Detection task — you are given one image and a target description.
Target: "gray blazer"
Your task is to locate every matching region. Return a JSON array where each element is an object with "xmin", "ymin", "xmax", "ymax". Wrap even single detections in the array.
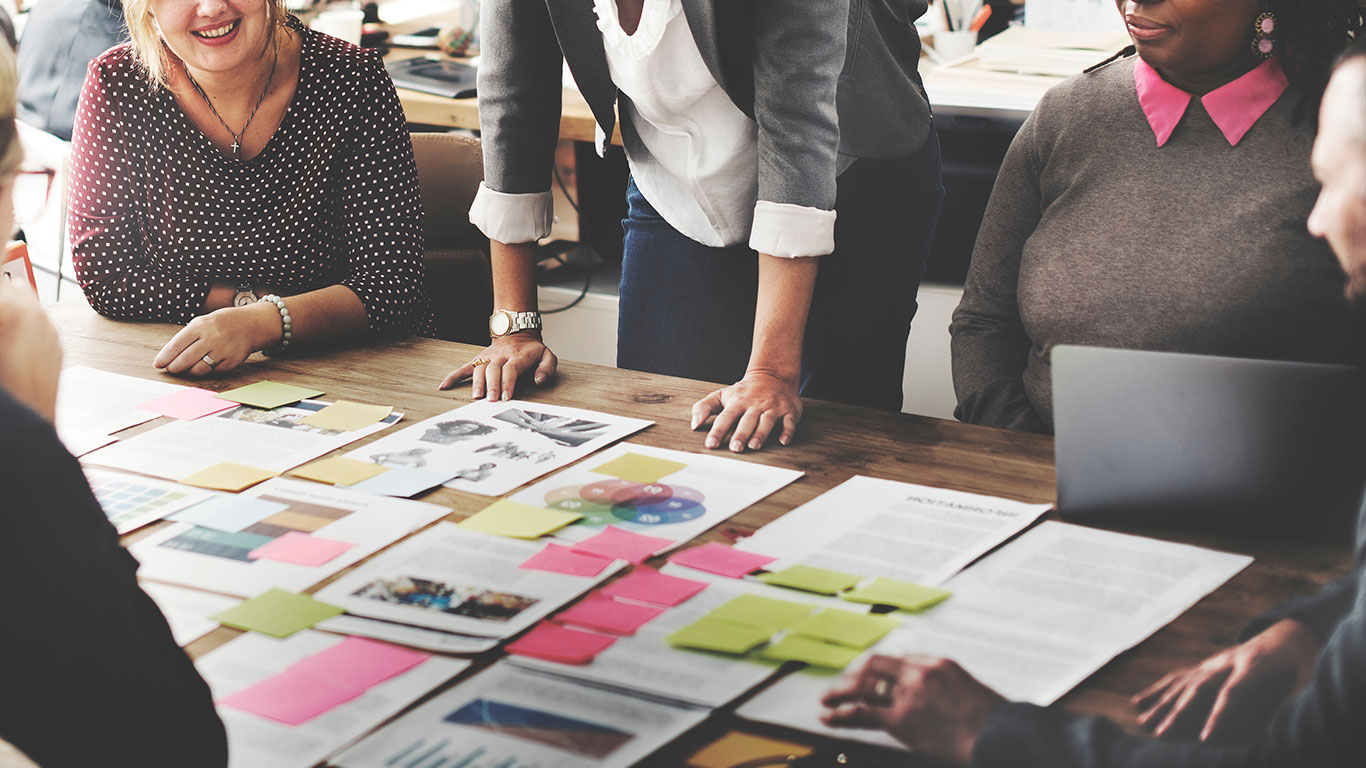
[{"xmin": 478, "ymin": 0, "xmax": 933, "ymax": 212}]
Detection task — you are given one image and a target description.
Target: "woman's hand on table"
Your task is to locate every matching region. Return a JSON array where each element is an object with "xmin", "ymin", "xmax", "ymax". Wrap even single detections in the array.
[
  {"xmin": 154, "ymin": 303, "xmax": 283, "ymax": 377},
  {"xmin": 691, "ymin": 368, "xmax": 802, "ymax": 452},
  {"xmin": 1133, "ymin": 618, "xmax": 1318, "ymax": 741},
  {"xmin": 0, "ymin": 278, "xmax": 63, "ymax": 422},
  {"xmin": 821, "ymin": 654, "xmax": 1004, "ymax": 766},
  {"xmin": 439, "ymin": 332, "xmax": 557, "ymax": 401}
]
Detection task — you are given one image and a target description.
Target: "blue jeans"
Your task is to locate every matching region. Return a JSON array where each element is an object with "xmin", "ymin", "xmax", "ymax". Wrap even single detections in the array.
[{"xmin": 617, "ymin": 132, "xmax": 944, "ymax": 411}]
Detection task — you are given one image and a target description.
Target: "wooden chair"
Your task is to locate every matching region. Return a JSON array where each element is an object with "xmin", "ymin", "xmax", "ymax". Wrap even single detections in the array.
[{"xmin": 410, "ymin": 132, "xmax": 492, "ymax": 344}]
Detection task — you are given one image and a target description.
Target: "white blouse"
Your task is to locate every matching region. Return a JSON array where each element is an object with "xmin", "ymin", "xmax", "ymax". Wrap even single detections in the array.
[{"xmin": 468, "ymin": 0, "xmax": 837, "ymax": 258}]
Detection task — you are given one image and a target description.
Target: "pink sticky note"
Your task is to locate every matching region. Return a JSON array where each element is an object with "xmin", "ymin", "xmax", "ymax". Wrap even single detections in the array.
[
  {"xmin": 599, "ymin": 566, "xmax": 709, "ymax": 606},
  {"xmin": 554, "ymin": 594, "xmax": 667, "ymax": 635},
  {"xmin": 668, "ymin": 541, "xmax": 777, "ymax": 578},
  {"xmin": 519, "ymin": 542, "xmax": 614, "ymax": 577},
  {"xmin": 291, "ymin": 637, "xmax": 429, "ymax": 690},
  {"xmin": 218, "ymin": 668, "xmax": 362, "ymax": 725},
  {"xmin": 505, "ymin": 622, "xmax": 616, "ymax": 665},
  {"xmin": 571, "ymin": 526, "xmax": 674, "ymax": 564},
  {"xmin": 137, "ymin": 387, "xmax": 237, "ymax": 420},
  {"xmin": 247, "ymin": 531, "xmax": 355, "ymax": 567}
]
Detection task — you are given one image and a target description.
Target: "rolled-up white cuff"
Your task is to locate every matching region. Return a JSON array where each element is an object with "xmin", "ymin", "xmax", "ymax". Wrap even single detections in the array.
[
  {"xmin": 749, "ymin": 200, "xmax": 837, "ymax": 258},
  {"xmin": 468, "ymin": 183, "xmax": 554, "ymax": 244}
]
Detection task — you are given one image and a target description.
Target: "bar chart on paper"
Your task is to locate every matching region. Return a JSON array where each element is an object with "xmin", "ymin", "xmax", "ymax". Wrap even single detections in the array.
[{"xmin": 380, "ymin": 738, "xmax": 534, "ymax": 768}]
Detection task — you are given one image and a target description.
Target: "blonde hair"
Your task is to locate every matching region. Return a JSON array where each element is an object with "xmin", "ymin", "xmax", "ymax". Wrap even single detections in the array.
[
  {"xmin": 0, "ymin": 42, "xmax": 21, "ymax": 180},
  {"xmin": 122, "ymin": 0, "xmax": 289, "ymax": 88}
]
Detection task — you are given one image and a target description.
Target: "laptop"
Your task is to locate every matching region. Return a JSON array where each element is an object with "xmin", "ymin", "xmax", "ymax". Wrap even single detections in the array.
[{"xmin": 1051, "ymin": 345, "xmax": 1365, "ymax": 532}]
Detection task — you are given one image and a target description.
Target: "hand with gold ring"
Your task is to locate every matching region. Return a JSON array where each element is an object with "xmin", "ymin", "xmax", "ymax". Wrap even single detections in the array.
[
  {"xmin": 438, "ymin": 335, "xmax": 557, "ymax": 401},
  {"xmin": 820, "ymin": 653, "xmax": 1004, "ymax": 765},
  {"xmin": 154, "ymin": 303, "xmax": 283, "ymax": 377}
]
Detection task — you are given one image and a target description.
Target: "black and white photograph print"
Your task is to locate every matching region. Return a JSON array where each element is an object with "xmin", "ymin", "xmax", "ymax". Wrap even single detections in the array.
[
  {"xmin": 420, "ymin": 419, "xmax": 497, "ymax": 445},
  {"xmin": 369, "ymin": 447, "xmax": 432, "ymax": 469},
  {"xmin": 493, "ymin": 408, "xmax": 610, "ymax": 447}
]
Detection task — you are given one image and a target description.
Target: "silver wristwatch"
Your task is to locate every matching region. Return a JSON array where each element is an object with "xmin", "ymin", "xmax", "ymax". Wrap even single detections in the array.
[
  {"xmin": 489, "ymin": 309, "xmax": 542, "ymax": 338},
  {"xmin": 232, "ymin": 283, "xmax": 259, "ymax": 308}
]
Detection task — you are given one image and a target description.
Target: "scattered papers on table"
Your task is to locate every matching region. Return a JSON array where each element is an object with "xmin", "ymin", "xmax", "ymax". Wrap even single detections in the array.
[
  {"xmin": 505, "ymin": 622, "xmax": 617, "ymax": 664},
  {"xmin": 140, "ymin": 582, "xmax": 241, "ymax": 647},
  {"xmin": 287, "ymin": 456, "xmax": 390, "ymax": 486},
  {"xmin": 736, "ymin": 476, "xmax": 1051, "ymax": 587},
  {"xmin": 841, "ymin": 578, "xmax": 952, "ymax": 612},
  {"xmin": 507, "ymin": 443, "xmax": 803, "ymax": 550},
  {"xmin": 342, "ymin": 399, "xmax": 653, "ymax": 497},
  {"xmin": 332, "ymin": 663, "xmax": 708, "ymax": 768},
  {"xmin": 299, "ymin": 400, "xmax": 393, "ymax": 431},
  {"xmin": 219, "ymin": 667, "xmax": 363, "ymax": 725},
  {"xmin": 290, "ymin": 636, "xmax": 430, "ymax": 690},
  {"xmin": 667, "ymin": 618, "xmax": 773, "ymax": 655},
  {"xmin": 759, "ymin": 635, "xmax": 861, "ymax": 668},
  {"xmin": 706, "ymin": 594, "xmax": 815, "ymax": 631},
  {"xmin": 216, "ymin": 381, "xmax": 325, "ymax": 410},
  {"xmin": 131, "ymin": 478, "xmax": 450, "ymax": 597},
  {"xmin": 84, "ymin": 468, "xmax": 216, "ymax": 534},
  {"xmin": 599, "ymin": 565, "xmax": 709, "ymax": 606},
  {"xmin": 458, "ymin": 498, "xmax": 581, "ymax": 538},
  {"xmin": 212, "ymin": 588, "xmax": 344, "ymax": 638},
  {"xmin": 180, "ymin": 462, "xmax": 279, "ymax": 492},
  {"xmin": 688, "ymin": 732, "xmax": 813, "ymax": 768},
  {"xmin": 789, "ymin": 609, "xmax": 899, "ymax": 649},
  {"xmin": 248, "ymin": 531, "xmax": 355, "ymax": 567},
  {"xmin": 670, "ymin": 541, "xmax": 776, "ymax": 578},
  {"xmin": 56, "ymin": 366, "xmax": 182, "ymax": 455},
  {"xmin": 138, "ymin": 387, "xmax": 237, "ymax": 420},
  {"xmin": 757, "ymin": 564, "xmax": 862, "ymax": 595},
  {"xmin": 519, "ymin": 542, "xmax": 616, "ymax": 577},
  {"xmin": 170, "ymin": 495, "xmax": 288, "ymax": 533},
  {"xmin": 314, "ymin": 615, "xmax": 502, "ymax": 655},
  {"xmin": 347, "ymin": 467, "xmax": 451, "ymax": 498},
  {"xmin": 572, "ymin": 525, "xmax": 673, "ymax": 563},
  {"xmin": 314, "ymin": 524, "xmax": 627, "ymax": 639},
  {"xmin": 198, "ymin": 631, "xmax": 467, "ymax": 768},
  {"xmin": 555, "ymin": 594, "xmax": 667, "ymax": 635}
]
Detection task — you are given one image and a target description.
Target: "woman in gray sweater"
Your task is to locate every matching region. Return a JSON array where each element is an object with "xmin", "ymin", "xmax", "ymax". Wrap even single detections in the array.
[{"xmin": 951, "ymin": 0, "xmax": 1363, "ymax": 434}]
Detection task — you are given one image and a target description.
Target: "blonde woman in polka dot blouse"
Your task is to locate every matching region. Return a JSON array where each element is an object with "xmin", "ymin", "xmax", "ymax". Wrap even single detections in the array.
[{"xmin": 68, "ymin": 0, "xmax": 435, "ymax": 378}]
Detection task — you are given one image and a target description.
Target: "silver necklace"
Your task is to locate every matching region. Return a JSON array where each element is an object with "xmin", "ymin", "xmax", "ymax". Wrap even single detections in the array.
[{"xmin": 182, "ymin": 42, "xmax": 279, "ymax": 161}]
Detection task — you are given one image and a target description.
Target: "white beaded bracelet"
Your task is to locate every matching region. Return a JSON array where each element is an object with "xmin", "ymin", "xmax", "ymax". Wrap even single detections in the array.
[{"xmin": 258, "ymin": 294, "xmax": 292, "ymax": 355}]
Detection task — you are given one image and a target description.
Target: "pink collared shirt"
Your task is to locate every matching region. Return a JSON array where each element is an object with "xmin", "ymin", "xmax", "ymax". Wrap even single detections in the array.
[{"xmin": 1133, "ymin": 56, "xmax": 1289, "ymax": 147}]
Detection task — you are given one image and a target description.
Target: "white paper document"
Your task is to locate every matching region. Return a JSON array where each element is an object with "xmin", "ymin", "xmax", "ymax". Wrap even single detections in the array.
[
  {"xmin": 198, "ymin": 630, "xmax": 469, "ymax": 768},
  {"xmin": 139, "ymin": 582, "xmax": 241, "ymax": 647},
  {"xmin": 342, "ymin": 399, "xmax": 653, "ymax": 496},
  {"xmin": 737, "ymin": 522, "xmax": 1253, "ymax": 748},
  {"xmin": 83, "ymin": 467, "xmax": 218, "ymax": 534},
  {"xmin": 496, "ymin": 442, "xmax": 804, "ymax": 550},
  {"xmin": 83, "ymin": 400, "xmax": 402, "ymax": 481},
  {"xmin": 130, "ymin": 478, "xmax": 450, "ymax": 597},
  {"xmin": 738, "ymin": 476, "xmax": 1053, "ymax": 586},
  {"xmin": 333, "ymin": 662, "xmax": 708, "ymax": 768},
  {"xmin": 55, "ymin": 366, "xmax": 183, "ymax": 455},
  {"xmin": 314, "ymin": 523, "xmax": 628, "ymax": 639},
  {"xmin": 314, "ymin": 615, "xmax": 501, "ymax": 655}
]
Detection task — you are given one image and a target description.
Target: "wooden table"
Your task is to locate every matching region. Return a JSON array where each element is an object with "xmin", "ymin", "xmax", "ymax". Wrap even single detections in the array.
[{"xmin": 42, "ymin": 300, "xmax": 1356, "ymax": 766}]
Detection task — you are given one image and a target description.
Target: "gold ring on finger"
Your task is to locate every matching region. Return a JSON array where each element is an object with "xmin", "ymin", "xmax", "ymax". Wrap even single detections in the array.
[
  {"xmin": 470, "ymin": 358, "xmax": 490, "ymax": 367},
  {"xmin": 201, "ymin": 354, "xmax": 219, "ymax": 368}
]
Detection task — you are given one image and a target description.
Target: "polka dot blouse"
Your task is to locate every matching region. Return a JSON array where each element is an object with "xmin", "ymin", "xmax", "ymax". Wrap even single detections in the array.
[{"xmin": 68, "ymin": 17, "xmax": 435, "ymax": 336}]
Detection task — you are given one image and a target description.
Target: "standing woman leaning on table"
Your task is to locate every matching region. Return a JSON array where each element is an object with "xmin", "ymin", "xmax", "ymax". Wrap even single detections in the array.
[
  {"xmin": 68, "ymin": 0, "xmax": 435, "ymax": 378},
  {"xmin": 442, "ymin": 0, "xmax": 943, "ymax": 453}
]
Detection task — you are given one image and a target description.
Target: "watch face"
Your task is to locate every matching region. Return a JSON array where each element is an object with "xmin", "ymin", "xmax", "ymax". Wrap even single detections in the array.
[
  {"xmin": 490, "ymin": 312, "xmax": 511, "ymax": 336},
  {"xmin": 233, "ymin": 292, "xmax": 257, "ymax": 308}
]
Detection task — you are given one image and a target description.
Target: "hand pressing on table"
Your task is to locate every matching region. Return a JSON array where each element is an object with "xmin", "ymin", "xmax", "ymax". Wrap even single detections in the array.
[
  {"xmin": 440, "ymin": 331, "xmax": 557, "ymax": 401},
  {"xmin": 153, "ymin": 302, "xmax": 284, "ymax": 377}
]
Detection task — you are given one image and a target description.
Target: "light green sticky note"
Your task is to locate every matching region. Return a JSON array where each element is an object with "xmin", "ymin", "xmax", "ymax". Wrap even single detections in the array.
[
  {"xmin": 458, "ymin": 499, "xmax": 582, "ymax": 539},
  {"xmin": 759, "ymin": 634, "xmax": 861, "ymax": 669},
  {"xmin": 756, "ymin": 565, "xmax": 863, "ymax": 595},
  {"xmin": 211, "ymin": 588, "xmax": 344, "ymax": 638},
  {"xmin": 841, "ymin": 578, "xmax": 952, "ymax": 612},
  {"xmin": 705, "ymin": 594, "xmax": 816, "ymax": 631},
  {"xmin": 216, "ymin": 381, "xmax": 326, "ymax": 410},
  {"xmin": 288, "ymin": 456, "xmax": 390, "ymax": 486},
  {"xmin": 299, "ymin": 400, "xmax": 393, "ymax": 431},
  {"xmin": 667, "ymin": 618, "xmax": 774, "ymax": 655},
  {"xmin": 592, "ymin": 452, "xmax": 689, "ymax": 484},
  {"xmin": 789, "ymin": 609, "xmax": 900, "ymax": 649}
]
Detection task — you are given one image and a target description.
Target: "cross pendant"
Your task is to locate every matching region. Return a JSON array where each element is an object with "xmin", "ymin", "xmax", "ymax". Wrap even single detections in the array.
[{"xmin": 231, "ymin": 139, "xmax": 240, "ymax": 158}]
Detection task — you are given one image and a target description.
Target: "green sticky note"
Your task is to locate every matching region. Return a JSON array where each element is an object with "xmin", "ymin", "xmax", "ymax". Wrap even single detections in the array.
[
  {"xmin": 759, "ymin": 635, "xmax": 861, "ymax": 669},
  {"xmin": 299, "ymin": 400, "xmax": 393, "ymax": 431},
  {"xmin": 211, "ymin": 588, "xmax": 345, "ymax": 638},
  {"xmin": 789, "ymin": 608, "xmax": 900, "ymax": 649},
  {"xmin": 667, "ymin": 618, "xmax": 774, "ymax": 655},
  {"xmin": 592, "ymin": 452, "xmax": 688, "ymax": 484},
  {"xmin": 216, "ymin": 381, "xmax": 326, "ymax": 410},
  {"xmin": 458, "ymin": 499, "xmax": 582, "ymax": 539},
  {"xmin": 756, "ymin": 565, "xmax": 863, "ymax": 595},
  {"xmin": 705, "ymin": 594, "xmax": 816, "ymax": 631},
  {"xmin": 841, "ymin": 578, "xmax": 951, "ymax": 612}
]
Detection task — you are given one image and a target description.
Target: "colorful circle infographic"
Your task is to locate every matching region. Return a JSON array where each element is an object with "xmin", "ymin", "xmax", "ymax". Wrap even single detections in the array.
[{"xmin": 544, "ymin": 478, "xmax": 706, "ymax": 526}]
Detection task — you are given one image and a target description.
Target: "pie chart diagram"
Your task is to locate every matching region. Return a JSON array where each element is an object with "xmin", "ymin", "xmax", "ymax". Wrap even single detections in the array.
[{"xmin": 544, "ymin": 478, "xmax": 706, "ymax": 526}]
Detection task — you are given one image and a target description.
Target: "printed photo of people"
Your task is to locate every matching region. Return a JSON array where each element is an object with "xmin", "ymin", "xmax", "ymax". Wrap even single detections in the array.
[{"xmin": 493, "ymin": 408, "xmax": 610, "ymax": 447}]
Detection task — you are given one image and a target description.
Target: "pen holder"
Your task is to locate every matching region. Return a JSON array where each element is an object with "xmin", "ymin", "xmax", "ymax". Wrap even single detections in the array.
[{"xmin": 934, "ymin": 29, "xmax": 978, "ymax": 62}]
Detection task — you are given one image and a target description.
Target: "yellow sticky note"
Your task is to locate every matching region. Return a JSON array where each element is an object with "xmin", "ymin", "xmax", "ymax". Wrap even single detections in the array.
[
  {"xmin": 705, "ymin": 594, "xmax": 815, "ymax": 632},
  {"xmin": 180, "ymin": 462, "xmax": 278, "ymax": 492},
  {"xmin": 667, "ymin": 618, "xmax": 773, "ymax": 655},
  {"xmin": 289, "ymin": 456, "xmax": 390, "ymax": 486},
  {"xmin": 841, "ymin": 578, "xmax": 952, "ymax": 612},
  {"xmin": 688, "ymin": 732, "xmax": 813, "ymax": 768},
  {"xmin": 756, "ymin": 564, "xmax": 862, "ymax": 595},
  {"xmin": 458, "ymin": 499, "xmax": 582, "ymax": 539},
  {"xmin": 299, "ymin": 401, "xmax": 393, "ymax": 431},
  {"xmin": 592, "ymin": 452, "xmax": 688, "ymax": 484},
  {"xmin": 759, "ymin": 634, "xmax": 861, "ymax": 668},
  {"xmin": 216, "ymin": 381, "xmax": 325, "ymax": 410},
  {"xmin": 790, "ymin": 608, "xmax": 900, "ymax": 649}
]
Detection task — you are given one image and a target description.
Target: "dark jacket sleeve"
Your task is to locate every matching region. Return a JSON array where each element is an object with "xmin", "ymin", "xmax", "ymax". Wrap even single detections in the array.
[{"xmin": 0, "ymin": 388, "xmax": 227, "ymax": 768}]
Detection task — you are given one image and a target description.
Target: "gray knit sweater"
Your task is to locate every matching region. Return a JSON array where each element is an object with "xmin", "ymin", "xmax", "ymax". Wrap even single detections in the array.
[{"xmin": 951, "ymin": 57, "xmax": 1358, "ymax": 433}]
